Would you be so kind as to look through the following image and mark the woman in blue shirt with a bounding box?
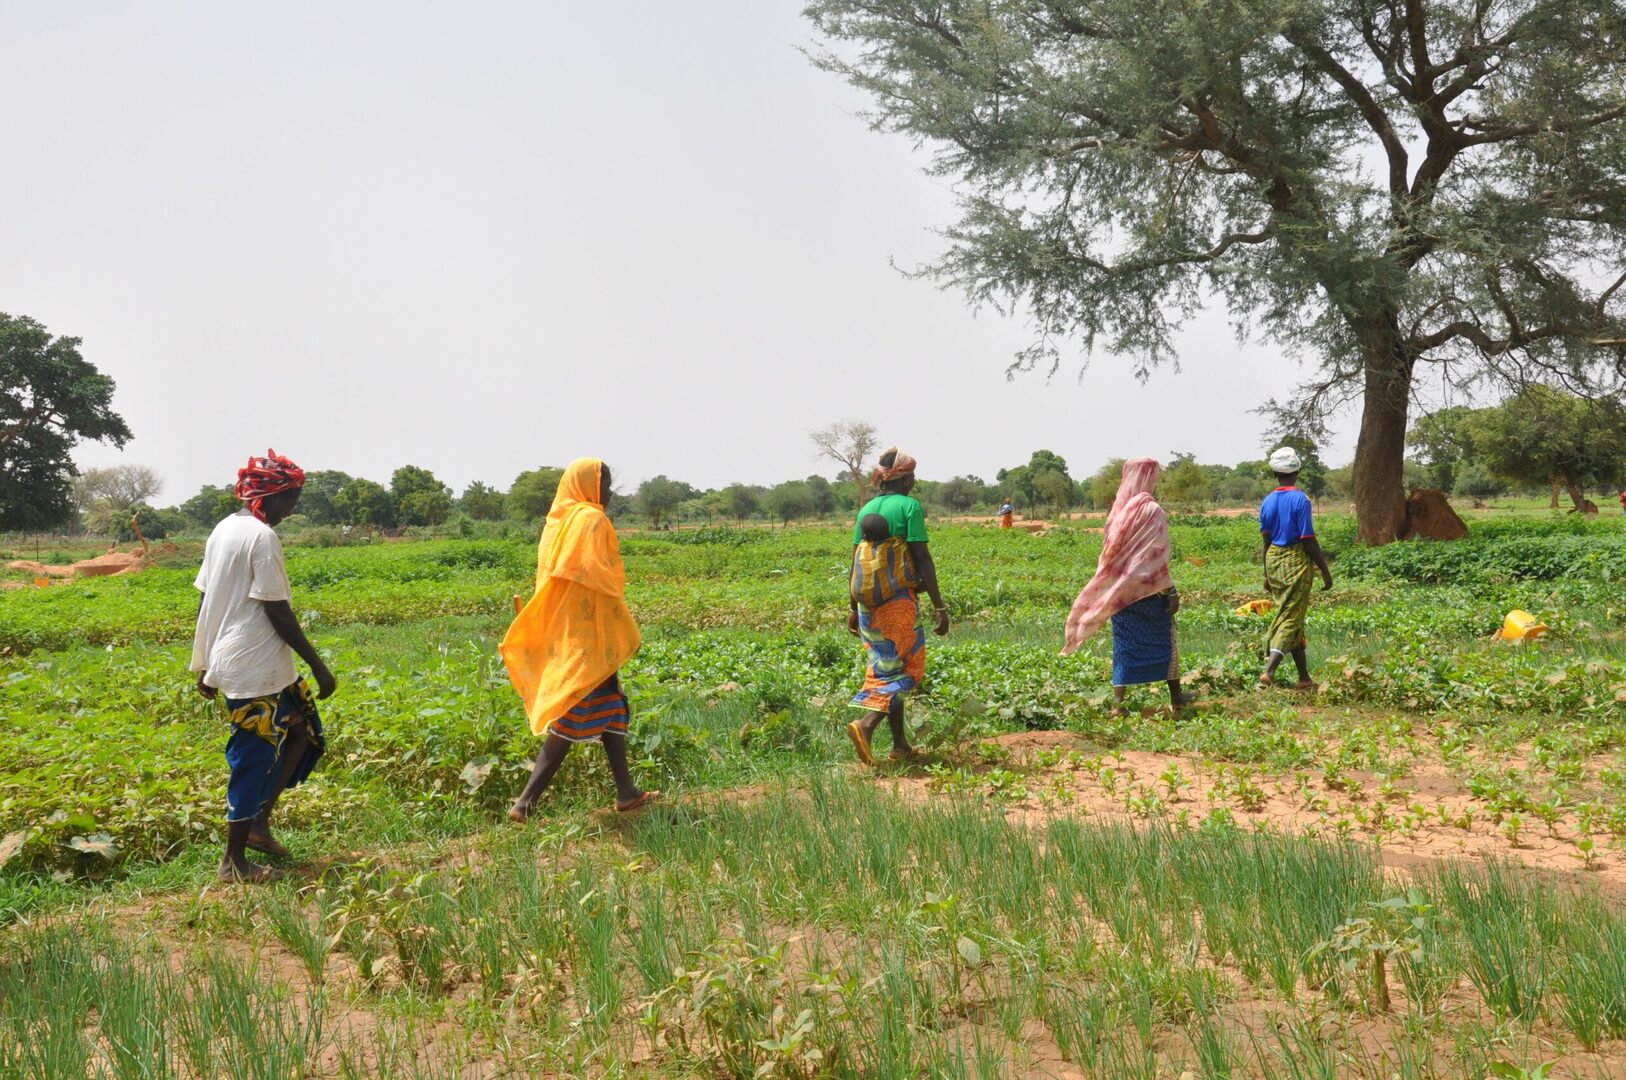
[1258,447,1333,689]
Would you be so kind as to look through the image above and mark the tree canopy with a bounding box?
[74,465,162,534]
[180,484,239,528]
[637,475,693,528]
[1470,386,1626,511]
[765,480,815,525]
[291,470,353,526]
[506,467,564,523]
[0,313,131,530]
[805,0,1626,543]
[333,477,397,528]
[458,481,507,521]
[810,420,878,504]
[998,449,1075,511]
[1160,454,1213,508]
[390,465,453,527]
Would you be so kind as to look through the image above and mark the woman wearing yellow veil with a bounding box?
[500,459,655,820]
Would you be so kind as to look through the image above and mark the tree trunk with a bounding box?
[1351,334,1414,545]
[1562,474,1598,515]
[1550,477,1561,509]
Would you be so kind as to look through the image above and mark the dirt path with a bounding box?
[877,730,1626,896]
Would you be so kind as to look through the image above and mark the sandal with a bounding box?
[846,721,875,767]
[615,791,661,813]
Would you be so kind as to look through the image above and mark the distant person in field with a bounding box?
[998,497,1015,529]
[1257,446,1333,689]
[500,458,656,820]
[845,448,950,765]
[1060,457,1194,713]
[191,450,336,884]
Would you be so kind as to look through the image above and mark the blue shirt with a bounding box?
[1259,487,1315,547]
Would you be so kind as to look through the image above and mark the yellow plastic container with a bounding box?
[32,576,48,589]
[1234,599,1273,616]
[1500,610,1548,641]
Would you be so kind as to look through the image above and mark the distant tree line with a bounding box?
[41,384,1626,541]
[7,306,1620,538]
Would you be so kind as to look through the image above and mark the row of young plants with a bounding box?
[5,517,1618,654]
[4,780,1619,1077]
[3,617,1620,881]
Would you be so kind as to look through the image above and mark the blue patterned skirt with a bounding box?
[549,675,630,743]
[1110,593,1179,687]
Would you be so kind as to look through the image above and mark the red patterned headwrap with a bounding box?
[234,449,306,522]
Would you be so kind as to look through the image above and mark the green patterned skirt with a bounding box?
[1264,543,1313,653]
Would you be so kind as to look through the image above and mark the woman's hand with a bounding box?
[847,609,860,637]
[1321,570,1334,592]
[195,672,217,700]
[1165,590,1181,615]
[932,605,950,636]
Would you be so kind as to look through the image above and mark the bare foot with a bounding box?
[508,803,532,824]
[1110,706,1129,718]
[218,859,281,885]
[1293,679,1316,692]
[1257,674,1275,688]
[245,829,290,858]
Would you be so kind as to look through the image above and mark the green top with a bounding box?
[852,492,928,544]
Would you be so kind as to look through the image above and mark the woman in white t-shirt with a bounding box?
[192,450,337,884]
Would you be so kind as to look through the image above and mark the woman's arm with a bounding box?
[908,541,950,635]
[264,600,338,698]
[1302,537,1334,590]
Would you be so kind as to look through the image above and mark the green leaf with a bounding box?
[957,935,982,967]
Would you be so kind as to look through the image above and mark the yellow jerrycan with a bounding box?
[1234,599,1273,616]
[1499,610,1548,641]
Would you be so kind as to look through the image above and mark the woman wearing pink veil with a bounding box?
[1061,458,1194,714]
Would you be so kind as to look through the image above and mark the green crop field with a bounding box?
[2,512,1625,1077]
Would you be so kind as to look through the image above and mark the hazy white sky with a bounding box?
[3,1,1362,504]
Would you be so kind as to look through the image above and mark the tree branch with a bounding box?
[1104,227,1276,276]
[1597,268,1626,322]
[1286,33,1409,197]
[1461,104,1626,147]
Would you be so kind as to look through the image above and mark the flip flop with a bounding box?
[888,747,925,763]
[615,791,660,813]
[846,721,875,767]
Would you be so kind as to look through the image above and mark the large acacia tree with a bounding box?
[805,0,1626,543]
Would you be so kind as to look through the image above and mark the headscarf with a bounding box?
[499,458,641,736]
[1060,458,1175,656]
[234,449,305,523]
[871,448,918,487]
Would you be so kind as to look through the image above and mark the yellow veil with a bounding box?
[499,458,641,735]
